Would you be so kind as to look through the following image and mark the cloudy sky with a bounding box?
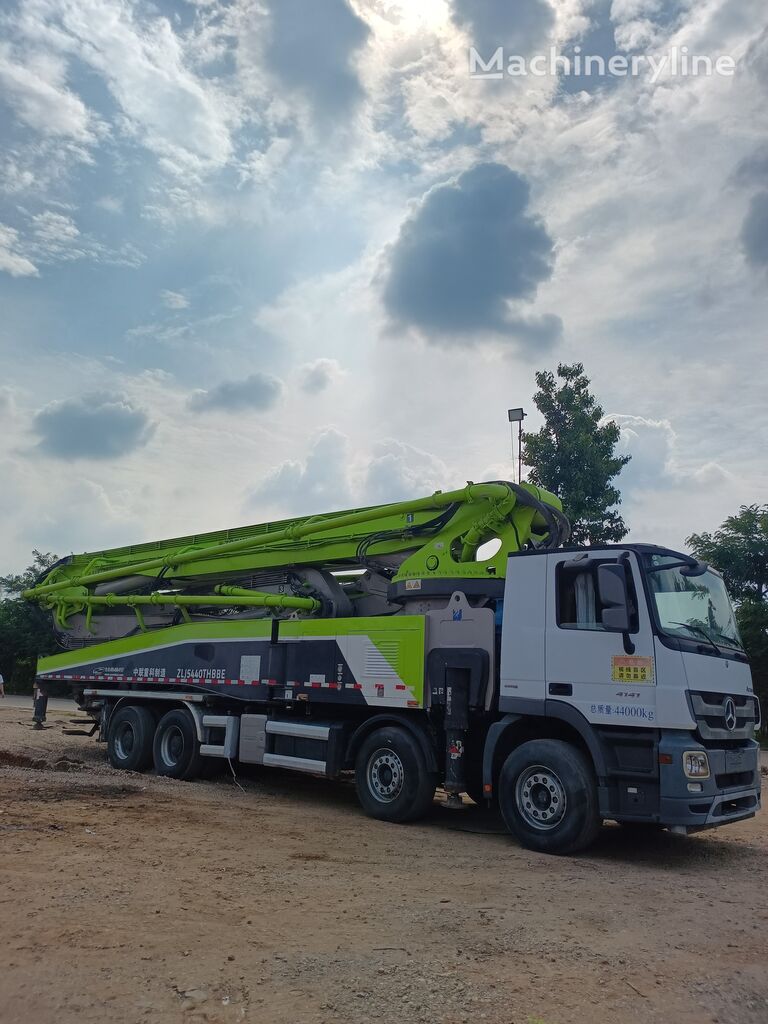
[0,0,766,572]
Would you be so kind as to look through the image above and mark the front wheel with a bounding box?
[355,726,437,823]
[498,739,601,854]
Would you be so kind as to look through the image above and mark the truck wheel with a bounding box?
[152,708,204,781]
[498,739,601,855]
[355,726,436,823]
[107,705,155,771]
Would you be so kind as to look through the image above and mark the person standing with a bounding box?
[0,670,5,697]
[32,681,48,728]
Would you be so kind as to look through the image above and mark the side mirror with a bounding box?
[597,563,631,633]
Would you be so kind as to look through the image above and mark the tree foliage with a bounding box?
[0,550,59,693]
[687,506,767,604]
[0,549,60,596]
[523,362,631,545]
[688,506,768,711]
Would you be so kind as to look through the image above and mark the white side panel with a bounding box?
[342,633,418,707]
[500,555,547,702]
[654,640,696,729]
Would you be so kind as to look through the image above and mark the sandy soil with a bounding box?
[1,703,766,1024]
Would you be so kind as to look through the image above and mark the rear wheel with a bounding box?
[152,708,204,781]
[107,705,155,772]
[355,726,437,823]
[498,739,601,854]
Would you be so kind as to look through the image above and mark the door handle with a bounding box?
[548,683,573,696]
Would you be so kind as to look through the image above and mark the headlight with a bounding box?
[683,751,710,779]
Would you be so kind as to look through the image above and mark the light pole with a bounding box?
[507,407,526,484]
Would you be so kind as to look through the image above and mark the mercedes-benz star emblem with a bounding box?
[724,697,737,732]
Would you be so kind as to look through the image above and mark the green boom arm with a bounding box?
[25,480,568,633]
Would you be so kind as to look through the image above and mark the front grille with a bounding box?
[711,794,758,818]
[715,770,754,790]
[689,691,758,741]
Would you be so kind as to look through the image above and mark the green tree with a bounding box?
[0,549,60,596]
[522,362,631,545]
[0,550,59,693]
[687,506,768,712]
[686,506,767,604]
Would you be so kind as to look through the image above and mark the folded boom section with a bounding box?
[25,480,568,648]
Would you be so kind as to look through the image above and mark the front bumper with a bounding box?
[658,732,761,831]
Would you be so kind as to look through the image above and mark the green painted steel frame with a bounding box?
[26,480,564,632]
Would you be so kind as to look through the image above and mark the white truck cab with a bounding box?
[494,544,761,842]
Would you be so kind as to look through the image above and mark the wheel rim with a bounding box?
[367,747,405,803]
[160,725,185,768]
[515,764,567,831]
[114,722,135,761]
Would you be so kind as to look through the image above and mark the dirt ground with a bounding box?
[1,704,766,1024]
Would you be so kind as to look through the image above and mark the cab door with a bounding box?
[544,550,658,728]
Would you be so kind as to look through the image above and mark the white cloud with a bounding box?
[252,428,453,518]
[9,209,145,269]
[0,386,18,416]
[94,195,123,214]
[11,0,235,176]
[613,18,660,52]
[610,0,663,23]
[298,358,343,393]
[364,438,449,504]
[0,42,97,141]
[253,427,353,514]
[160,289,190,310]
[0,452,142,568]
[0,223,38,277]
[610,414,676,487]
[32,210,80,244]
[609,414,731,490]
[126,309,241,352]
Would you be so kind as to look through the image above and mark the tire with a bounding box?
[498,739,601,855]
[152,708,204,781]
[107,705,155,772]
[355,726,437,823]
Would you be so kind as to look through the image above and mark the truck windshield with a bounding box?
[642,554,744,653]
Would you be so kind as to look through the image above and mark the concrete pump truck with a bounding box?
[26,478,760,854]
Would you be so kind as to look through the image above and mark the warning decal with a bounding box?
[611,655,654,684]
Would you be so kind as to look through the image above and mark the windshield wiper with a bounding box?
[668,621,724,656]
[710,629,745,653]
